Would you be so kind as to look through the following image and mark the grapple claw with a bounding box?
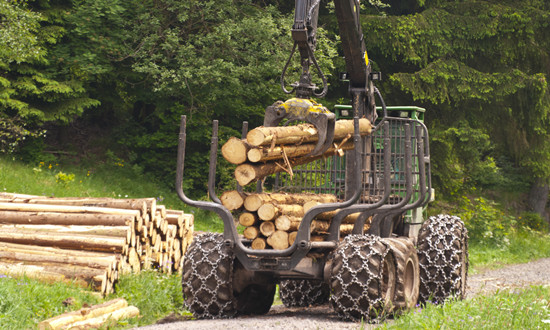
[263,98,336,156]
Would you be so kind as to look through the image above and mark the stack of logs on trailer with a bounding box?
[220,118,373,250]
[0,193,194,295]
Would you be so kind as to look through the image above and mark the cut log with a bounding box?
[0,194,156,216]
[288,231,298,246]
[235,154,325,186]
[244,193,337,212]
[0,211,135,226]
[220,190,245,211]
[251,237,267,250]
[0,229,126,253]
[238,212,257,227]
[221,137,250,165]
[0,261,108,291]
[0,202,141,217]
[0,224,130,238]
[38,298,129,330]
[243,226,260,240]
[0,249,118,270]
[259,221,276,237]
[247,141,354,163]
[274,215,301,231]
[257,203,303,221]
[246,118,372,147]
[266,231,289,250]
[67,305,139,329]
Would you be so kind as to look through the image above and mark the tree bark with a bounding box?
[243,193,337,212]
[247,141,354,163]
[246,118,372,147]
[0,211,136,226]
[528,177,549,225]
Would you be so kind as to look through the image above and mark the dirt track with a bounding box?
[138,258,550,330]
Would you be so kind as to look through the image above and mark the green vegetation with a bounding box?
[386,286,550,329]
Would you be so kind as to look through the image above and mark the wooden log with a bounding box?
[67,306,139,329]
[235,154,325,186]
[244,193,337,212]
[0,249,118,270]
[246,118,372,147]
[257,203,303,221]
[221,137,250,165]
[266,231,289,250]
[0,202,141,217]
[247,141,354,163]
[274,215,301,231]
[0,211,136,226]
[38,298,129,330]
[288,231,298,246]
[0,261,107,291]
[243,226,260,240]
[0,195,155,216]
[238,212,257,227]
[0,224,130,238]
[259,221,276,237]
[0,229,126,253]
[220,190,245,211]
[251,237,266,250]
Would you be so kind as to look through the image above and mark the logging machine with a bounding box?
[176,0,469,321]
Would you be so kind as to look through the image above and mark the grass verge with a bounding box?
[386,286,550,329]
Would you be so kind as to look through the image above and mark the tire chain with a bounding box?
[417,214,469,304]
[330,234,392,322]
[182,232,236,319]
[279,279,330,307]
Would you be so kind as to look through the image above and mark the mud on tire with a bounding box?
[182,233,236,319]
[383,237,420,311]
[279,279,330,307]
[417,214,469,304]
[330,234,396,322]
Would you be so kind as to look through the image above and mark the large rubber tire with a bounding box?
[279,279,330,307]
[383,237,420,312]
[417,214,469,304]
[330,234,397,321]
[182,233,236,319]
[235,283,276,315]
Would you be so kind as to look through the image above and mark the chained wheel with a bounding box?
[383,237,420,312]
[279,279,330,307]
[417,214,469,304]
[330,234,396,321]
[182,233,236,319]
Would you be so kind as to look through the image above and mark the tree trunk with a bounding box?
[528,177,549,225]
[243,193,337,212]
[0,211,136,226]
[238,212,257,227]
[257,203,304,221]
[266,230,289,250]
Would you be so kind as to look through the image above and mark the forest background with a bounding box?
[2,0,550,238]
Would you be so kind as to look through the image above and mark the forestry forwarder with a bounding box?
[176,0,469,321]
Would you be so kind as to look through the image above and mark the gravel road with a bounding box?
[138,258,550,330]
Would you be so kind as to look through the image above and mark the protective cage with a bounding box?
[175,115,432,272]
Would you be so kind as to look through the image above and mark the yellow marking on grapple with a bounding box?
[282,98,331,115]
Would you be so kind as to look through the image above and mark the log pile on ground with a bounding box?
[219,118,373,250]
[38,298,139,330]
[0,193,194,295]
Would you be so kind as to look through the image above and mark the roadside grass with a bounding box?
[386,285,550,329]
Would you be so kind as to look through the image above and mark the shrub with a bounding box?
[518,212,549,232]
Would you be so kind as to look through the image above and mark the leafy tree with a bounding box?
[361,1,550,215]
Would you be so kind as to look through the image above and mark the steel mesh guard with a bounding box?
[417,214,469,304]
[329,234,395,322]
[182,233,236,319]
[279,279,330,307]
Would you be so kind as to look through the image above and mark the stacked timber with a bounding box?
[38,298,139,330]
[219,118,374,250]
[0,193,194,295]
[222,118,373,186]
